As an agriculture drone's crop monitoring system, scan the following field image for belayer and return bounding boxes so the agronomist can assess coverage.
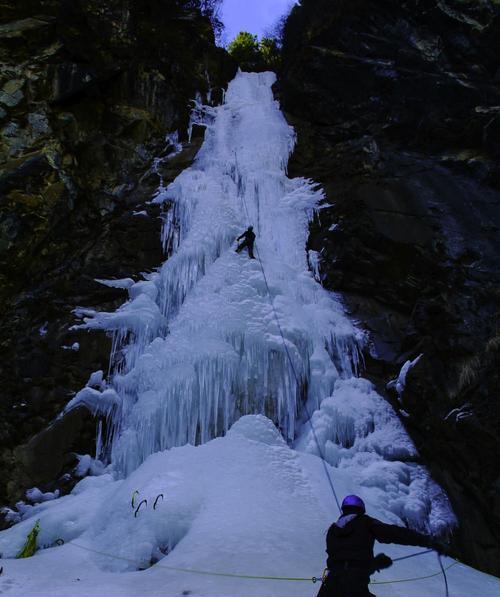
[317,495,449,597]
[235,226,256,259]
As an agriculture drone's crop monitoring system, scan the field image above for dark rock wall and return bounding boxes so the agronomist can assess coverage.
[278,0,500,575]
[0,0,235,515]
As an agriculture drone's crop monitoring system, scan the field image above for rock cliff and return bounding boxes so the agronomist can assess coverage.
[0,0,235,517]
[278,0,500,574]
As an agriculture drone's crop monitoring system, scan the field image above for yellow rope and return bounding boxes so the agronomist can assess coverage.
[371,561,459,585]
[62,541,479,586]
[68,543,316,582]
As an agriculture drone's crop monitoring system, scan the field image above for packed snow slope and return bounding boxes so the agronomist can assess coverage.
[0,417,498,597]
[0,72,496,595]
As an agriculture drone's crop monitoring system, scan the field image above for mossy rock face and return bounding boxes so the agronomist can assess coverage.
[278,0,500,576]
[0,0,236,514]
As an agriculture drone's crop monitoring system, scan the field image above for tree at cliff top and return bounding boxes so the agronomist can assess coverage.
[228,32,281,71]
[259,37,281,70]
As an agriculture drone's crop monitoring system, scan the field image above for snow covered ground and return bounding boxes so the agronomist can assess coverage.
[0,72,497,595]
[0,416,497,596]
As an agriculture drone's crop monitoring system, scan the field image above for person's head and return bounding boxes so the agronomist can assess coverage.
[248,226,253,231]
[341,495,365,515]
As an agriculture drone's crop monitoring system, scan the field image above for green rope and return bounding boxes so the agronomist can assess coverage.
[371,561,459,585]
[68,543,316,582]
[66,541,470,586]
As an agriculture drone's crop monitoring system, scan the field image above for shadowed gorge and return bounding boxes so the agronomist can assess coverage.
[278,0,500,575]
[0,0,499,593]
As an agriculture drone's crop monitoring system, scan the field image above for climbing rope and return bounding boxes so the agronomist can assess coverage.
[234,166,342,513]
[62,541,461,588]
[235,176,342,511]
[392,548,433,562]
[253,240,342,512]
[235,175,462,595]
[371,560,458,586]
[65,542,318,582]
[438,553,450,597]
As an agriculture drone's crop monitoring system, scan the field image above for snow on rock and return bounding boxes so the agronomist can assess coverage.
[95,278,135,290]
[61,342,80,351]
[387,353,423,401]
[74,455,106,478]
[87,370,105,389]
[26,488,60,504]
[64,387,120,418]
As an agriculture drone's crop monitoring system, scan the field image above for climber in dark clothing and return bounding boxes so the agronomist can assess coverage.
[317,495,447,597]
[235,226,256,259]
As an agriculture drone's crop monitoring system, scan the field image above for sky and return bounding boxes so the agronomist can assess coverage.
[220,0,296,44]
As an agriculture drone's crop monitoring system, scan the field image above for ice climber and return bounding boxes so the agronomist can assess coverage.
[317,495,448,597]
[235,226,256,259]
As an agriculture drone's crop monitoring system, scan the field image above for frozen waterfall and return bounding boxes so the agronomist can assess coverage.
[68,71,453,534]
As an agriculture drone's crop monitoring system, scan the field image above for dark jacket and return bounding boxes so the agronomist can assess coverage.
[237,229,255,243]
[326,513,431,569]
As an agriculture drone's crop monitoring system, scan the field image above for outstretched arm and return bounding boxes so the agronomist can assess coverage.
[370,518,431,548]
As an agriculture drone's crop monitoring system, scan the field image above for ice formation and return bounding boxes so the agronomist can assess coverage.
[69,71,365,475]
[65,72,452,531]
[0,72,480,596]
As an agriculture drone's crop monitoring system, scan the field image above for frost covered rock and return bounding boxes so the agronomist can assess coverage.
[26,487,60,504]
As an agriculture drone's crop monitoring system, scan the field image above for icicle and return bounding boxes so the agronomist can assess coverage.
[59,71,452,537]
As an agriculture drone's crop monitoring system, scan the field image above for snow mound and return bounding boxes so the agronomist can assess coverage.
[228,414,286,446]
[0,416,495,596]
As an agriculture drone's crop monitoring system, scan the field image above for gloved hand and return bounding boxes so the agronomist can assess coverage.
[371,553,393,573]
[431,539,451,556]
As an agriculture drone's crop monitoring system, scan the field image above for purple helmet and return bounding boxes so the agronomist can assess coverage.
[342,495,366,513]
